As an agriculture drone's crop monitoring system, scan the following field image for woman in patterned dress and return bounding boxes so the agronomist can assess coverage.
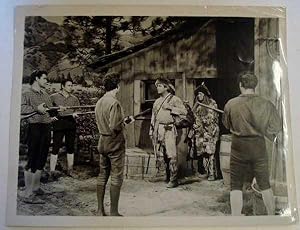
[188,83,219,181]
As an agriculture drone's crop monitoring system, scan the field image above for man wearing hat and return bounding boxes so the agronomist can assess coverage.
[149,77,187,188]
[187,82,220,181]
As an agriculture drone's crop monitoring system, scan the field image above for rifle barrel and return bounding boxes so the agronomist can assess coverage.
[49,105,96,110]
[196,102,224,114]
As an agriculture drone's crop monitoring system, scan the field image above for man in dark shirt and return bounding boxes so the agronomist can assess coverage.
[21,70,59,203]
[222,72,281,215]
[50,78,80,178]
[95,72,133,216]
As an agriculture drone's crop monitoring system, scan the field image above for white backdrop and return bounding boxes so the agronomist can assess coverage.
[0,0,299,229]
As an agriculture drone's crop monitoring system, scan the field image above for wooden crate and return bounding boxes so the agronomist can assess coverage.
[124,148,156,180]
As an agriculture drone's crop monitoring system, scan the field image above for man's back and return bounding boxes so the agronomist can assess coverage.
[223,94,281,140]
[95,92,124,136]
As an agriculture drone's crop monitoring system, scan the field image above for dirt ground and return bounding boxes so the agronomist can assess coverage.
[17,163,232,217]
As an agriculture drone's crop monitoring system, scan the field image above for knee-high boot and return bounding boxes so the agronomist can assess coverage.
[96,184,107,216]
[110,185,123,216]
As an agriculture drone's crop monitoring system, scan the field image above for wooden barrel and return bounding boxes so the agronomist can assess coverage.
[268,137,288,213]
[219,134,232,187]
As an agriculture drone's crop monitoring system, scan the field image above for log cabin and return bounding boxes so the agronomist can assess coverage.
[88,17,287,211]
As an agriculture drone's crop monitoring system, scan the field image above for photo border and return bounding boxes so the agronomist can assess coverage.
[6,4,298,227]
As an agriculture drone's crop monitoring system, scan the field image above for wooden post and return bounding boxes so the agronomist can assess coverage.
[254,17,289,212]
[133,80,141,116]
[182,72,187,101]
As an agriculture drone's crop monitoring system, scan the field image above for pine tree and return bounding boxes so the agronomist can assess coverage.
[62,16,188,66]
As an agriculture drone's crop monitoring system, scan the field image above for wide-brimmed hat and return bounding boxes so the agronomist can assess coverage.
[194,82,211,97]
[155,78,175,94]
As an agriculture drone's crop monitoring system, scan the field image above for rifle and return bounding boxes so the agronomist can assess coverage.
[114,108,152,128]
[20,105,96,120]
[195,102,224,114]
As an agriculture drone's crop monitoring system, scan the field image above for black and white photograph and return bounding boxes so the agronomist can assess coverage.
[5,4,298,228]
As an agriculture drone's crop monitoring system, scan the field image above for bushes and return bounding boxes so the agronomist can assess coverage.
[73,87,105,158]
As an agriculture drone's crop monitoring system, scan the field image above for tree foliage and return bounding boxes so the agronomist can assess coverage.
[62,16,189,66]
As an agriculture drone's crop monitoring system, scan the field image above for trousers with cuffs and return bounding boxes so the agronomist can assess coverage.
[97,132,125,187]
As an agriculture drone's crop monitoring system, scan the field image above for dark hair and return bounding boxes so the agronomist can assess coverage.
[22,75,31,84]
[239,72,258,89]
[61,78,73,88]
[102,72,120,91]
[155,77,175,94]
[29,70,48,85]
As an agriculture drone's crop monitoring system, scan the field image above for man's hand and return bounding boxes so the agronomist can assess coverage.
[123,116,135,125]
[193,123,199,129]
[37,103,47,114]
[72,112,79,118]
[51,116,59,122]
[58,106,67,112]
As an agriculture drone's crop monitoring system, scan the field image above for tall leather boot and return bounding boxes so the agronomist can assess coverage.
[96,185,107,216]
[110,185,123,216]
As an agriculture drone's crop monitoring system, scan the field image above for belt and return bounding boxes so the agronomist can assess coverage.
[158,122,174,125]
[99,133,112,136]
[233,134,263,139]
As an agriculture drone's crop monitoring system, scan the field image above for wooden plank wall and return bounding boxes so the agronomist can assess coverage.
[114,22,218,149]
[119,60,135,148]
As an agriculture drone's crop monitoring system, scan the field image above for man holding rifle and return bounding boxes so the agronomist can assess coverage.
[149,78,187,188]
[95,72,134,216]
[50,78,80,178]
[21,70,61,204]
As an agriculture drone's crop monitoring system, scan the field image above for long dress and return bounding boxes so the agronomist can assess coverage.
[188,97,219,178]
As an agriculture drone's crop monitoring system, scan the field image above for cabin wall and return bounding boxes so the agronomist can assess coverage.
[108,23,218,149]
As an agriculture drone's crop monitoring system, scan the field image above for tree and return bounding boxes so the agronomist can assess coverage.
[63,16,144,66]
[62,16,189,66]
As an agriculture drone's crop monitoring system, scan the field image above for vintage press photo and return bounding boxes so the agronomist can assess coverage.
[6,5,298,227]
